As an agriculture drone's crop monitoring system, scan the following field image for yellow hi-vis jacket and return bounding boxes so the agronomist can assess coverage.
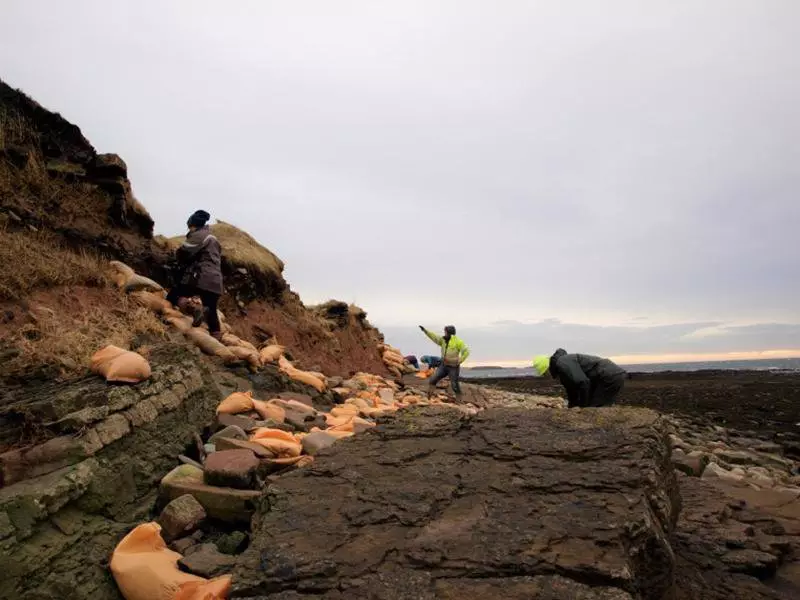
[422,328,470,366]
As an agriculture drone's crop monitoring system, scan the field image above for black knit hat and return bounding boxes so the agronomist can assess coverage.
[444,325,456,335]
[187,210,210,228]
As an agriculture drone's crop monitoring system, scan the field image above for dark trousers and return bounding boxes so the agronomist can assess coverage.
[166,285,221,334]
[587,374,625,407]
[429,364,462,396]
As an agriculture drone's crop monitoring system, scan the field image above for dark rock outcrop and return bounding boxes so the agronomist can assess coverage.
[0,345,230,599]
[673,475,800,599]
[232,406,680,599]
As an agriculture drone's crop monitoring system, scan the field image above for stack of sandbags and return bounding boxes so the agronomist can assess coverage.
[110,522,231,600]
[90,345,151,384]
[378,344,416,377]
[109,261,163,293]
[218,333,259,370]
[249,428,303,457]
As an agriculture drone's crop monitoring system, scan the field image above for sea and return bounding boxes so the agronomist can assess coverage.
[463,357,800,379]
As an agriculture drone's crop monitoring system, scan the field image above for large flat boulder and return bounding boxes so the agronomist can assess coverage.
[232,406,680,599]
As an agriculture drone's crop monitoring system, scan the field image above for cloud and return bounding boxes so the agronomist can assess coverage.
[1,1,798,360]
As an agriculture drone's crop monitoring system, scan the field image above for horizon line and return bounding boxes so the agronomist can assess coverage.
[466,349,800,369]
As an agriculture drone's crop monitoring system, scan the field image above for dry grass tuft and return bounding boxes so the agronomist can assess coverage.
[165,220,285,278]
[0,105,38,149]
[0,226,109,300]
[3,297,166,379]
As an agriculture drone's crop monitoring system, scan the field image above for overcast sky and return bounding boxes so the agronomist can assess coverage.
[2,1,798,364]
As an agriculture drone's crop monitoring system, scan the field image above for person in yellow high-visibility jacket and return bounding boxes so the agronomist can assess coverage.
[419,325,470,400]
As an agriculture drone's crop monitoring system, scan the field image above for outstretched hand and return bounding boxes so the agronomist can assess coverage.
[418,325,425,331]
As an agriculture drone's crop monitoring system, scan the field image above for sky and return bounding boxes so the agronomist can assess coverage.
[1,1,799,365]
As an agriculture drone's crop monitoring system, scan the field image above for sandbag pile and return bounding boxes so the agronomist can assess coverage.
[378,343,416,378]
[91,345,151,383]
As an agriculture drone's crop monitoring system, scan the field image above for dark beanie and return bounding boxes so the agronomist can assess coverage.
[445,325,456,335]
[187,210,210,228]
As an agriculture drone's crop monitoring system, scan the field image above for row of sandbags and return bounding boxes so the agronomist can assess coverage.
[107,262,329,394]
[216,390,370,446]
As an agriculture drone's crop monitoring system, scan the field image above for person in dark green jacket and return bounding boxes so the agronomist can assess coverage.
[419,325,470,399]
[532,348,626,407]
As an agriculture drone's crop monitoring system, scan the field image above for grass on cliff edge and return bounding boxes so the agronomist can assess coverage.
[0,226,109,300]
[160,220,285,278]
[0,227,166,379]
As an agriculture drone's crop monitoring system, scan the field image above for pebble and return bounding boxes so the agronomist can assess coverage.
[178,543,236,578]
[204,449,259,490]
[208,425,248,445]
[157,494,207,542]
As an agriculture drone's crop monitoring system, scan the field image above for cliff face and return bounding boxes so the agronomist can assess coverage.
[0,78,389,382]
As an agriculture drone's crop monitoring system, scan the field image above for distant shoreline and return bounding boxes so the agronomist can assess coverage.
[462,357,800,379]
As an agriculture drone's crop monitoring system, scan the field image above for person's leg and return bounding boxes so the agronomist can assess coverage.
[427,363,448,397]
[589,374,625,407]
[200,291,221,336]
[449,365,463,398]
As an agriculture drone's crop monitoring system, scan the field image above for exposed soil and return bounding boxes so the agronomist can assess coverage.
[470,370,800,448]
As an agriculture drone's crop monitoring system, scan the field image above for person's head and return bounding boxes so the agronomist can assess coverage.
[444,325,456,339]
[532,355,550,377]
[187,210,211,231]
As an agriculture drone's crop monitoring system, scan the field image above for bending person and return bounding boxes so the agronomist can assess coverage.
[167,210,224,338]
[419,325,470,400]
[532,349,626,407]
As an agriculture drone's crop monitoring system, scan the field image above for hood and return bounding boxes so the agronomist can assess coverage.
[549,348,567,379]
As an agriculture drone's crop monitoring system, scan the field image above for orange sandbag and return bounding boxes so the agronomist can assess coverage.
[311,427,354,439]
[174,576,232,600]
[345,397,372,410]
[285,367,326,393]
[109,260,136,287]
[331,405,359,418]
[251,399,285,422]
[90,345,127,371]
[131,291,171,313]
[258,345,285,365]
[248,436,302,458]
[273,398,316,414]
[324,414,352,428]
[228,346,260,369]
[216,391,254,415]
[251,428,298,443]
[110,522,230,600]
[165,315,193,333]
[91,345,151,383]
[221,334,257,352]
[185,329,236,361]
[277,355,293,371]
[402,395,424,404]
